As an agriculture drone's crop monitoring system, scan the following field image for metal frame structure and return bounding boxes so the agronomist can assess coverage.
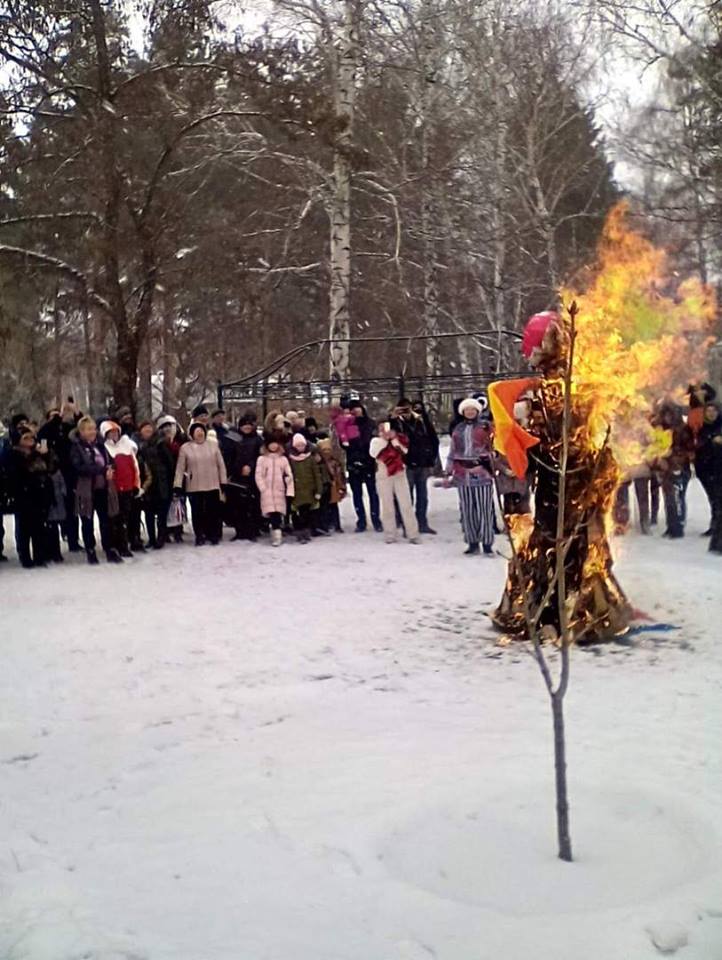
[217,330,525,413]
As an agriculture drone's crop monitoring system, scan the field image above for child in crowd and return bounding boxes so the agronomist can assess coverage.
[255,431,294,547]
[330,404,360,448]
[288,433,323,543]
[46,451,68,562]
[317,437,346,533]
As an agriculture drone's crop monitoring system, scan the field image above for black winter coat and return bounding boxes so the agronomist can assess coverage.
[140,436,176,503]
[8,448,54,515]
[230,432,264,481]
[394,413,439,469]
[37,416,77,475]
[70,438,109,479]
[696,414,722,484]
[346,408,377,474]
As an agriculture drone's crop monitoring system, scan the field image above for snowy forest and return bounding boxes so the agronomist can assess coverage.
[1,0,720,420]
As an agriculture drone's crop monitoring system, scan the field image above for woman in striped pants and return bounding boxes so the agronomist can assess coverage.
[447,398,496,556]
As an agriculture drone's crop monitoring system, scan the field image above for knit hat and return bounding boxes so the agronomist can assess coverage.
[292,432,307,451]
[238,411,257,427]
[156,414,177,430]
[191,404,209,418]
[458,397,484,417]
[113,405,132,421]
[100,419,121,439]
[189,422,207,438]
[285,410,299,423]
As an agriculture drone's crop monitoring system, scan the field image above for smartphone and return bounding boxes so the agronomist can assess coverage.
[382,421,391,433]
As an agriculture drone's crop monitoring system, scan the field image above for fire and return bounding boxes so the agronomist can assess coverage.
[492,204,715,644]
[561,201,716,470]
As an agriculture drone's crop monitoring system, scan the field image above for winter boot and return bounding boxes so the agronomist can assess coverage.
[464,542,480,555]
[419,525,437,535]
[106,548,124,563]
[271,528,282,548]
[86,549,99,565]
[483,543,495,556]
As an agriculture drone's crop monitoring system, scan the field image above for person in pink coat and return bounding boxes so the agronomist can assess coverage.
[255,431,295,546]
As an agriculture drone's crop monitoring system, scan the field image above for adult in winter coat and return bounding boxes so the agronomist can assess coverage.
[370,423,420,545]
[651,400,695,538]
[174,422,227,545]
[38,401,81,551]
[447,397,496,555]
[288,433,323,543]
[139,421,175,548]
[696,401,722,549]
[70,416,122,564]
[0,413,31,562]
[263,409,290,440]
[255,432,295,547]
[226,412,264,541]
[8,427,54,568]
[189,404,218,445]
[345,401,382,533]
[156,414,187,543]
[101,420,141,557]
[392,398,439,534]
[687,382,717,437]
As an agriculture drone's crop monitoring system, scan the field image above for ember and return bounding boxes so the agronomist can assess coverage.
[490,203,717,644]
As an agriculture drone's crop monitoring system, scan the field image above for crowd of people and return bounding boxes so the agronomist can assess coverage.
[0,382,720,571]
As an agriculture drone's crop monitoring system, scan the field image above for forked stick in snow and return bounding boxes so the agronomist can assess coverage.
[492,299,589,862]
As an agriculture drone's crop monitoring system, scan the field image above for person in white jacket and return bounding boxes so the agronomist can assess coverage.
[369,422,420,545]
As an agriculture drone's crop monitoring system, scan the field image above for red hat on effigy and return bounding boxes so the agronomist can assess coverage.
[522,311,559,358]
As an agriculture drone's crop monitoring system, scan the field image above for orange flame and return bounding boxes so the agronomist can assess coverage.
[561,201,716,471]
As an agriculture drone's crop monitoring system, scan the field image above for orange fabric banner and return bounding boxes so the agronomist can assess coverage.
[488,378,540,479]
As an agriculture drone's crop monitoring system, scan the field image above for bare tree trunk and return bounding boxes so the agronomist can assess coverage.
[328,0,359,383]
[419,0,442,384]
[52,288,62,405]
[81,302,103,412]
[552,687,572,862]
[162,306,175,413]
[89,0,136,414]
[138,329,153,418]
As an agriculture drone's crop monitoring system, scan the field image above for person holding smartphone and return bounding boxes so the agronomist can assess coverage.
[369,421,420,545]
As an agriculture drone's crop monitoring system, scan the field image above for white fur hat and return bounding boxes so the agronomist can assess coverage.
[458,397,486,416]
[292,432,307,450]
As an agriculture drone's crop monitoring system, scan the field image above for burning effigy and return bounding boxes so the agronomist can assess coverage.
[488,203,716,644]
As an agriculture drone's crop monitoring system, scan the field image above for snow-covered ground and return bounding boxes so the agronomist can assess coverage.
[1,481,721,960]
